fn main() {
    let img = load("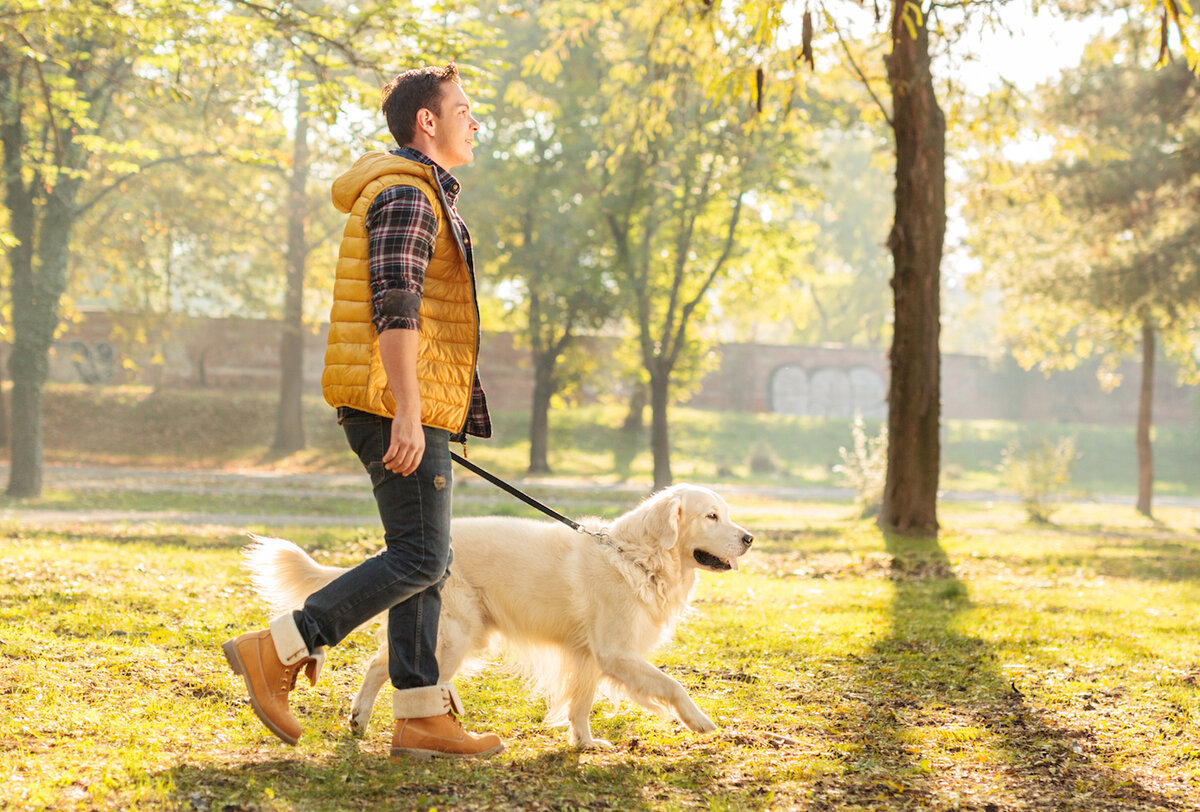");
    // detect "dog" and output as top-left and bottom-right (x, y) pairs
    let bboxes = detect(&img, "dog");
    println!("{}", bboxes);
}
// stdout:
(241, 483), (753, 748)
